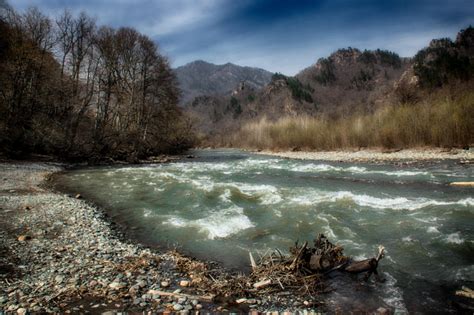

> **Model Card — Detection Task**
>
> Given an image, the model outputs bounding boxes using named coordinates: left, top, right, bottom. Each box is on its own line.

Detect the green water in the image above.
left=54, top=149, right=473, bottom=313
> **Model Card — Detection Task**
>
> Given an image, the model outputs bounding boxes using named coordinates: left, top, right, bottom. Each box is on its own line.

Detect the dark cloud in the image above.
left=10, top=0, right=474, bottom=74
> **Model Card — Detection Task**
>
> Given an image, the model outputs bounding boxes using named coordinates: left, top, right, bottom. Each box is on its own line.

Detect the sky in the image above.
left=9, top=0, right=474, bottom=75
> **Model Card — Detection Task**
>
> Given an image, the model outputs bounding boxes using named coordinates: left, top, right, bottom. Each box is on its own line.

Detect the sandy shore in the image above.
left=0, top=161, right=337, bottom=314
left=255, top=148, right=473, bottom=163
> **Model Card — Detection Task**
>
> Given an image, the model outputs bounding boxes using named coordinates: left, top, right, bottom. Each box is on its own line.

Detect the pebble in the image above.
left=55, top=275, right=64, bottom=284
left=179, top=280, right=190, bottom=287
left=109, top=282, right=124, bottom=290
left=16, top=308, right=27, bottom=315
left=17, top=235, right=31, bottom=242
left=173, top=304, right=184, bottom=311
left=160, top=281, right=169, bottom=287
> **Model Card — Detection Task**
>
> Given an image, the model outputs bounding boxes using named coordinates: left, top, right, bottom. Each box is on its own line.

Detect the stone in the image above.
left=17, top=235, right=31, bottom=242
left=7, top=305, right=18, bottom=312
left=55, top=275, right=64, bottom=284
left=173, top=304, right=184, bottom=311
left=109, top=282, right=124, bottom=290
left=75, top=194, right=82, bottom=199
left=16, top=308, right=27, bottom=315
left=376, top=307, right=390, bottom=315
left=195, top=304, right=202, bottom=310
left=160, top=281, right=169, bottom=287
left=133, top=298, right=141, bottom=305
left=179, top=280, right=190, bottom=287
left=177, top=297, right=187, bottom=304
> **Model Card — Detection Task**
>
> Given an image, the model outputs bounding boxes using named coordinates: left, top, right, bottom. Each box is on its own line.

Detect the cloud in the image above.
left=8, top=0, right=474, bottom=75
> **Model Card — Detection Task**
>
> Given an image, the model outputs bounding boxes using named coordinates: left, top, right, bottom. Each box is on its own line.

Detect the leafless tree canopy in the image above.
left=0, top=7, right=194, bottom=161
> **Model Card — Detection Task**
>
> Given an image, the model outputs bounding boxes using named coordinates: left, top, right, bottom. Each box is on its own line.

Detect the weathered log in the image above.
left=450, top=181, right=474, bottom=187
left=456, top=286, right=474, bottom=299
left=344, top=257, right=378, bottom=273
left=343, top=245, right=385, bottom=281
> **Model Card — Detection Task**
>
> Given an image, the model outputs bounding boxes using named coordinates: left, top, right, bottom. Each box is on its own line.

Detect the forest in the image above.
left=0, top=7, right=194, bottom=162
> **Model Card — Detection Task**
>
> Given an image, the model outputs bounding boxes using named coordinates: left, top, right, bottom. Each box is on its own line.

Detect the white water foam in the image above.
left=446, top=232, right=464, bottom=244
left=287, top=162, right=430, bottom=177
left=427, top=226, right=440, bottom=233
left=290, top=190, right=474, bottom=210
left=227, top=182, right=282, bottom=205
left=143, top=208, right=153, bottom=218
left=163, top=205, right=254, bottom=239
left=381, top=272, right=408, bottom=313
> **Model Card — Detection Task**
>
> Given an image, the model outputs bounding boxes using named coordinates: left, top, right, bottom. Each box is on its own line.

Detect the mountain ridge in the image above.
left=174, top=60, right=273, bottom=105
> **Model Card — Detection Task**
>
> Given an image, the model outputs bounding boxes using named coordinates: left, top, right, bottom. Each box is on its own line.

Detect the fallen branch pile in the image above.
left=175, top=233, right=386, bottom=304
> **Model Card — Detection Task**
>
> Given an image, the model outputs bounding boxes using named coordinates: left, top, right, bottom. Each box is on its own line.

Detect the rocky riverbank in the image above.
left=0, top=161, right=334, bottom=314
left=255, top=148, right=473, bottom=164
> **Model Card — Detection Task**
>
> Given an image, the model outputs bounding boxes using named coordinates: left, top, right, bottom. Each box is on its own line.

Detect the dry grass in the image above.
left=230, top=88, right=474, bottom=150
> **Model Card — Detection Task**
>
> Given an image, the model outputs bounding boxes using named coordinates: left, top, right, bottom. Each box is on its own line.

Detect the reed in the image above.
left=231, top=88, right=474, bottom=150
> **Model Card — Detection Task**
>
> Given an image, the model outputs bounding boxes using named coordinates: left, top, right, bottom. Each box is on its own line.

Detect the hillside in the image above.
left=175, top=60, right=273, bottom=104
left=185, top=27, right=474, bottom=146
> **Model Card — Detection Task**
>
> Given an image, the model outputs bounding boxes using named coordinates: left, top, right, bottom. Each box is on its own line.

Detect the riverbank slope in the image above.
left=0, top=162, right=217, bottom=313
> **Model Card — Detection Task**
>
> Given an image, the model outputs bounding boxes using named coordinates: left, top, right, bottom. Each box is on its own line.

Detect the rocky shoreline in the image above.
left=255, top=148, right=473, bottom=164
left=0, top=161, right=334, bottom=314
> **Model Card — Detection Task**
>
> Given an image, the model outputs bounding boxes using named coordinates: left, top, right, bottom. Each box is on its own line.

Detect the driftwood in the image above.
left=456, top=286, right=474, bottom=299
left=173, top=233, right=386, bottom=302
left=248, top=234, right=386, bottom=294
left=344, top=245, right=385, bottom=281
left=450, top=181, right=474, bottom=187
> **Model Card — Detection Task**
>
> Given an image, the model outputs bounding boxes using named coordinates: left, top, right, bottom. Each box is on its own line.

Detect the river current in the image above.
left=54, top=149, right=473, bottom=313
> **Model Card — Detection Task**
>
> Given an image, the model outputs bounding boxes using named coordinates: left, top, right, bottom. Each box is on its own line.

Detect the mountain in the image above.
left=185, top=49, right=411, bottom=136
left=174, top=60, right=273, bottom=104
left=185, top=27, right=474, bottom=142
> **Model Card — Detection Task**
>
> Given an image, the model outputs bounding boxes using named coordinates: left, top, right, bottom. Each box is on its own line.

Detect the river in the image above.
left=54, top=149, right=474, bottom=313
